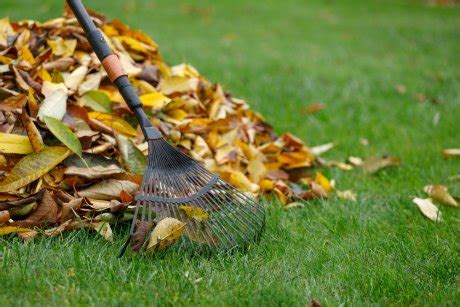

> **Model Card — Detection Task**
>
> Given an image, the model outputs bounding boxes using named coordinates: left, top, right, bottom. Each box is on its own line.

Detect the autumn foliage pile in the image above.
left=0, top=9, right=330, bottom=241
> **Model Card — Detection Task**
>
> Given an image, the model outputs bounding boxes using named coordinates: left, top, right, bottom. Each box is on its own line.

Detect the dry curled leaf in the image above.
left=423, top=185, right=458, bottom=207
left=14, top=190, right=58, bottom=227
left=78, top=179, right=138, bottom=200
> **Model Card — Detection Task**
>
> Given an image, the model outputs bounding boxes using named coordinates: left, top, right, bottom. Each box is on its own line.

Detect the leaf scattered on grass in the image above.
left=130, top=220, right=153, bottom=253
left=336, top=190, right=357, bottom=202
left=413, top=197, right=442, bottom=222
left=362, top=156, right=401, bottom=174
left=146, top=217, right=186, bottom=253
left=441, top=148, right=460, bottom=158
left=93, top=222, right=114, bottom=242
left=424, top=185, right=458, bottom=207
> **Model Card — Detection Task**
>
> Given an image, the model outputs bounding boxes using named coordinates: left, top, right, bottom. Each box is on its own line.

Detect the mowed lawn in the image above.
left=1, top=0, right=459, bottom=305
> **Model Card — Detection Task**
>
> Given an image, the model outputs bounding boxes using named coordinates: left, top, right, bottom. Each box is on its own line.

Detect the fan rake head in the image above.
left=122, top=138, right=266, bottom=256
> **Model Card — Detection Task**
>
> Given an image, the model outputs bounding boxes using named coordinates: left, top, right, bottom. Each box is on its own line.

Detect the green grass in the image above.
left=1, top=0, right=459, bottom=305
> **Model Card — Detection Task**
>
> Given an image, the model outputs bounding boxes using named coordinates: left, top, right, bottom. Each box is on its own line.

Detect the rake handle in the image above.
left=67, top=0, right=162, bottom=140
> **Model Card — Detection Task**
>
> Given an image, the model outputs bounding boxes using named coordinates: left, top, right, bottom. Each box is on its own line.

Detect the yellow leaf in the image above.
left=247, top=154, right=267, bottom=182
left=20, top=46, right=35, bottom=65
left=47, top=37, right=77, bottom=57
left=0, top=133, right=33, bottom=155
left=180, top=205, right=210, bottom=222
left=315, top=172, right=332, bottom=193
left=117, top=36, right=154, bottom=53
left=88, top=112, right=138, bottom=136
left=146, top=218, right=186, bottom=253
left=336, top=190, right=357, bottom=202
left=229, top=171, right=260, bottom=193
left=38, top=67, right=52, bottom=82
left=0, top=18, right=15, bottom=46
left=0, top=146, right=70, bottom=193
left=0, top=226, right=32, bottom=236
left=140, top=92, right=171, bottom=108
left=158, top=76, right=199, bottom=95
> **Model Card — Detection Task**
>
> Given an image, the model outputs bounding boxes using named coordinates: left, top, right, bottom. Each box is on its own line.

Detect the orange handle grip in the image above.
left=101, top=54, right=127, bottom=83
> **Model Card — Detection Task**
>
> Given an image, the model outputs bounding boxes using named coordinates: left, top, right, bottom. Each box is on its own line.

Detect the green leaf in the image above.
left=116, top=134, right=147, bottom=175
left=0, top=146, right=70, bottom=193
left=78, top=91, right=113, bottom=113
left=43, top=116, right=82, bottom=157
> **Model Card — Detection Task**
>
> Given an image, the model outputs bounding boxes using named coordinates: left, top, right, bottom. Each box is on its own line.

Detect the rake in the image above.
left=67, top=0, right=265, bottom=256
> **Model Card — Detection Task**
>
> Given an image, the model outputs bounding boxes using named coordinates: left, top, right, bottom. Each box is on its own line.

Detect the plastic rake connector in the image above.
left=67, top=0, right=265, bottom=257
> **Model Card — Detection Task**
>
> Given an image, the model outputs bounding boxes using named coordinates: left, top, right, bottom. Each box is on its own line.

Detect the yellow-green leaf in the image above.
left=0, top=132, right=33, bottom=154
left=43, top=116, right=82, bottom=156
left=0, top=146, right=70, bottom=193
left=116, top=134, right=147, bottom=175
left=78, top=90, right=113, bottom=113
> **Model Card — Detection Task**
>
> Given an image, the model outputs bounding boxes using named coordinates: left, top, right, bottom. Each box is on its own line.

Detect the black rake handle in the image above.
left=67, top=0, right=162, bottom=140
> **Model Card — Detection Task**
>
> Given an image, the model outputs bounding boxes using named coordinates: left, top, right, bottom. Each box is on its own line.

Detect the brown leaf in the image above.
left=0, top=94, right=27, bottom=112
left=131, top=220, right=153, bottom=253
left=423, top=185, right=458, bottom=207
left=78, top=179, right=139, bottom=200
left=20, top=108, right=44, bottom=152
left=14, top=190, right=58, bottom=227
left=64, top=164, right=123, bottom=180
left=0, top=210, right=10, bottom=224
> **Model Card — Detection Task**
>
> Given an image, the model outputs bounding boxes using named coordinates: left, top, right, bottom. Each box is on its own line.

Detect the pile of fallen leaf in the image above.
left=0, top=8, right=340, bottom=242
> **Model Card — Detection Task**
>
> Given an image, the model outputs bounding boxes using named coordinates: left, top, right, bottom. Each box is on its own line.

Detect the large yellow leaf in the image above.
left=139, top=92, right=171, bottom=108
left=0, top=133, right=33, bottom=155
left=88, top=112, right=138, bottom=136
left=158, top=76, right=199, bottom=95
left=0, top=146, right=70, bottom=193
left=0, top=226, right=32, bottom=236
left=146, top=218, right=186, bottom=253
left=47, top=37, right=77, bottom=57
